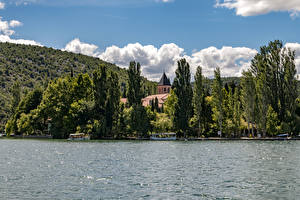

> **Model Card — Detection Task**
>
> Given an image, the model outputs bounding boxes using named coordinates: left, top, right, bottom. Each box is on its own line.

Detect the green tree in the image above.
left=154, top=97, right=159, bottom=112
left=164, top=89, right=177, bottom=125
left=192, top=66, right=205, bottom=137
left=266, top=105, right=280, bottom=136
left=129, top=104, right=150, bottom=137
left=5, top=87, right=43, bottom=135
left=92, top=65, right=108, bottom=138
left=233, top=86, right=242, bottom=137
left=117, top=103, right=127, bottom=138
left=241, top=71, right=256, bottom=136
left=105, top=72, right=121, bottom=136
left=212, top=67, right=224, bottom=137
left=10, top=81, right=21, bottom=116
left=250, top=40, right=298, bottom=136
left=127, top=61, right=149, bottom=137
left=172, top=59, right=193, bottom=138
left=127, top=61, right=143, bottom=106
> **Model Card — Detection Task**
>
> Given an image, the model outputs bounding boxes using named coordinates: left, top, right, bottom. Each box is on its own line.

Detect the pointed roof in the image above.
left=158, top=72, right=171, bottom=86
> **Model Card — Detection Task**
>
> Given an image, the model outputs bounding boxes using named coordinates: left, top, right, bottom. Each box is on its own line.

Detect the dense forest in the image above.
left=0, top=42, right=157, bottom=131
left=2, top=40, right=300, bottom=138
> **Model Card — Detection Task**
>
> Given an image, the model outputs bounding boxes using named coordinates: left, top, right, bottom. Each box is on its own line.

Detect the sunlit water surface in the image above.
left=0, top=139, right=299, bottom=199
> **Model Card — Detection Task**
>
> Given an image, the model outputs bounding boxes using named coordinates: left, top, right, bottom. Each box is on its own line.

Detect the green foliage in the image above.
left=172, top=59, right=193, bottom=137
left=151, top=113, right=172, bottom=133
left=0, top=42, right=156, bottom=131
left=93, top=65, right=108, bottom=118
left=249, top=40, right=298, bottom=137
left=129, top=104, right=150, bottom=137
left=266, top=105, right=280, bottom=136
left=10, top=81, right=21, bottom=116
left=241, top=71, right=256, bottom=135
left=127, top=61, right=144, bottom=106
left=5, top=87, right=43, bottom=135
left=164, top=89, right=177, bottom=119
left=192, top=66, right=205, bottom=136
left=126, top=61, right=150, bottom=136
left=1, top=41, right=299, bottom=138
left=232, top=86, right=242, bottom=136
left=211, top=67, right=224, bottom=137
left=106, top=72, right=121, bottom=136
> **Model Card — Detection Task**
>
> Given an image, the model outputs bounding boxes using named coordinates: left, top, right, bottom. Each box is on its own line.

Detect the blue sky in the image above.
left=1, top=0, right=300, bottom=80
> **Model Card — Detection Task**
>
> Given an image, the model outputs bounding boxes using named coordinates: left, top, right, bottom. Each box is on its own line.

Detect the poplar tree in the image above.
left=92, top=65, right=108, bottom=138
left=212, top=67, right=224, bottom=137
left=154, top=97, right=159, bottom=112
left=172, top=59, right=193, bottom=137
left=233, top=86, right=242, bottom=136
left=127, top=61, right=149, bottom=137
left=106, top=72, right=121, bottom=136
left=241, top=71, right=256, bottom=136
left=249, top=40, right=298, bottom=136
left=127, top=61, right=143, bottom=106
left=193, top=66, right=205, bottom=137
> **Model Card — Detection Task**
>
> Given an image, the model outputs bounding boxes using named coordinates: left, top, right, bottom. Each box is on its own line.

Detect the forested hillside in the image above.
left=0, top=42, right=156, bottom=131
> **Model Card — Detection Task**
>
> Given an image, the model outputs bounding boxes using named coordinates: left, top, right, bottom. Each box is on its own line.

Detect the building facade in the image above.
left=121, top=72, right=172, bottom=108
left=142, top=72, right=171, bottom=107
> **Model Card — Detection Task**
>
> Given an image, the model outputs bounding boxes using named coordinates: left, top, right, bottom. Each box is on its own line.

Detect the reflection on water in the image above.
left=0, top=140, right=299, bottom=199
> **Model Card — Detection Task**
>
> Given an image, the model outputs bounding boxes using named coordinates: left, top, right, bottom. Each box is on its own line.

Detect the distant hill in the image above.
left=0, top=42, right=156, bottom=130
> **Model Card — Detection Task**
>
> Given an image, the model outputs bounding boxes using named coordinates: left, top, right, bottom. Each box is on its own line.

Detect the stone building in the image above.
left=121, top=72, right=172, bottom=108
left=142, top=72, right=171, bottom=107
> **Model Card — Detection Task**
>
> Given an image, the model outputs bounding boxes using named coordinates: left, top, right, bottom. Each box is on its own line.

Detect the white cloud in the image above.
left=0, top=16, right=40, bottom=46
left=0, top=18, right=23, bottom=36
left=215, top=0, right=300, bottom=18
left=0, top=17, right=15, bottom=35
left=0, top=34, right=41, bottom=46
left=0, top=2, right=5, bottom=9
left=185, top=46, right=258, bottom=78
left=98, top=43, right=258, bottom=80
left=63, top=38, right=99, bottom=57
left=64, top=39, right=300, bottom=81
left=9, top=20, right=22, bottom=27
left=285, top=43, right=300, bottom=79
left=99, top=43, right=184, bottom=81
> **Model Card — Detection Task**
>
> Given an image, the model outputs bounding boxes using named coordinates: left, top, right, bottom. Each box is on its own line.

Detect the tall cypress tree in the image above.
left=92, top=65, right=107, bottom=138
left=154, top=97, right=159, bottom=112
left=127, top=61, right=143, bottom=107
left=127, top=61, right=149, bottom=137
left=172, top=58, right=193, bottom=138
left=106, top=71, right=121, bottom=136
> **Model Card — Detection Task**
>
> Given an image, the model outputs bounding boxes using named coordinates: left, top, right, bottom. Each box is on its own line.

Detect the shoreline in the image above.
left=1, top=135, right=300, bottom=141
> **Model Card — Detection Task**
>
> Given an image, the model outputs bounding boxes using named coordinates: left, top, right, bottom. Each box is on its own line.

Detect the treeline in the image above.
left=169, top=40, right=300, bottom=137
left=5, top=61, right=157, bottom=139
left=4, top=40, right=300, bottom=138
left=0, top=42, right=157, bottom=130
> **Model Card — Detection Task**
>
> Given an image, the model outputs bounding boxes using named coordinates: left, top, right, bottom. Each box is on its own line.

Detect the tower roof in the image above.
left=158, top=72, right=171, bottom=86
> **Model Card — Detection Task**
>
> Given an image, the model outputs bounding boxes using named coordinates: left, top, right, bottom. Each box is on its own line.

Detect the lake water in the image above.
left=0, top=139, right=299, bottom=199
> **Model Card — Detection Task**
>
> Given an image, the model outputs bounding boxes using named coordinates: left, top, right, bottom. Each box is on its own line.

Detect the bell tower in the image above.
left=157, top=72, right=171, bottom=94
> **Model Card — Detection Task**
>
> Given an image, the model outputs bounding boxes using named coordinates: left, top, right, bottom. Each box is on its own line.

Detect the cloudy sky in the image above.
left=1, top=0, right=300, bottom=80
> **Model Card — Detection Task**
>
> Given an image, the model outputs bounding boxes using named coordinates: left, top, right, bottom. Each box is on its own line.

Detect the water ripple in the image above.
left=0, top=140, right=299, bottom=199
